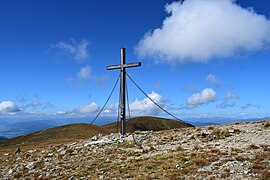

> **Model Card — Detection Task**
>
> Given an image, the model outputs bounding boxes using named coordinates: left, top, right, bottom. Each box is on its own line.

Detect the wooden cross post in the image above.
left=107, top=48, right=141, bottom=136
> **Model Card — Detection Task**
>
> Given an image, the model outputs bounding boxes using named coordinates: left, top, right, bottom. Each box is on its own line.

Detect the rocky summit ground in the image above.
left=0, top=120, right=269, bottom=179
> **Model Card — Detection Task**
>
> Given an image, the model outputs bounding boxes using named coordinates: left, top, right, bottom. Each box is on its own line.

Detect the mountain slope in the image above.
left=0, top=123, right=110, bottom=148
left=0, top=116, right=192, bottom=148
left=1, top=120, right=269, bottom=179
left=103, top=116, right=194, bottom=133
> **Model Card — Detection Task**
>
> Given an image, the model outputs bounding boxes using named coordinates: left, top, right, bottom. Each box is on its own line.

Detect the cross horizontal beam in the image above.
left=107, top=62, right=141, bottom=70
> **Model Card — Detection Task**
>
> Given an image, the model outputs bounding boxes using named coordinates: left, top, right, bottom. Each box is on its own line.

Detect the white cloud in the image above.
left=77, top=65, right=92, bottom=80
left=73, top=102, right=99, bottom=114
left=56, top=102, right=99, bottom=116
left=105, top=103, right=118, bottom=112
left=103, top=109, right=111, bottom=113
left=187, top=88, right=216, bottom=106
left=56, top=111, right=66, bottom=115
left=136, top=0, right=270, bottom=63
left=130, top=91, right=164, bottom=115
left=206, top=74, right=220, bottom=87
left=53, top=39, right=89, bottom=63
left=226, top=92, right=239, bottom=99
left=0, top=101, right=20, bottom=114
left=216, top=101, right=235, bottom=109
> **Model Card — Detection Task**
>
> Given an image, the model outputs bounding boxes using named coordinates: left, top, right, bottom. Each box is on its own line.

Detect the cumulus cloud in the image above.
left=206, top=74, right=220, bottom=87
left=73, top=102, right=99, bottom=114
left=57, top=102, right=99, bottom=116
left=226, top=92, right=239, bottom=99
left=56, top=111, right=66, bottom=115
left=136, top=0, right=270, bottom=63
left=103, top=103, right=119, bottom=114
left=77, top=65, right=92, bottom=80
left=187, top=88, right=216, bottom=106
left=130, top=91, right=164, bottom=115
left=52, top=39, right=89, bottom=63
left=0, top=101, right=20, bottom=114
left=216, top=101, right=235, bottom=109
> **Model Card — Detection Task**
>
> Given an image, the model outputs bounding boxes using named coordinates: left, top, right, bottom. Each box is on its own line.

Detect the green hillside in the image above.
left=103, top=116, right=194, bottom=133
left=0, top=116, right=193, bottom=149
left=0, top=123, right=110, bottom=148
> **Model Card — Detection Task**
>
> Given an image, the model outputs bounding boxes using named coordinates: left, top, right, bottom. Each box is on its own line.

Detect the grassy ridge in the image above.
left=103, top=116, right=194, bottom=133
left=0, top=123, right=110, bottom=148
left=0, top=116, right=192, bottom=149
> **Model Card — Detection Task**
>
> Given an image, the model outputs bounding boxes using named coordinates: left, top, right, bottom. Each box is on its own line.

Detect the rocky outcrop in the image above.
left=0, top=120, right=269, bottom=179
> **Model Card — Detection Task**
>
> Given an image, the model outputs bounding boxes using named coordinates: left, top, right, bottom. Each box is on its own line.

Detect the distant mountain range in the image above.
left=0, top=136, right=8, bottom=140
left=0, top=120, right=59, bottom=139
left=0, top=117, right=116, bottom=139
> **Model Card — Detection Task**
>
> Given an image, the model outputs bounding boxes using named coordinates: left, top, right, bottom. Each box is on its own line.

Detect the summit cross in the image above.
left=107, top=48, right=141, bottom=136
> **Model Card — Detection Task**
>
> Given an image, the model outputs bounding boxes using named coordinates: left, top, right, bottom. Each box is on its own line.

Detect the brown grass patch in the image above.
left=234, top=155, right=246, bottom=161
left=261, top=170, right=270, bottom=180
left=252, top=151, right=270, bottom=177
left=249, top=144, right=259, bottom=149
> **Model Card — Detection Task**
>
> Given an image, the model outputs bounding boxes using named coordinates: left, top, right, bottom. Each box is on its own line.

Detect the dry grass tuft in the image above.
left=260, top=170, right=270, bottom=180
left=249, top=144, right=259, bottom=149
left=192, top=158, right=209, bottom=166
left=252, top=151, right=270, bottom=177
left=234, top=155, right=246, bottom=161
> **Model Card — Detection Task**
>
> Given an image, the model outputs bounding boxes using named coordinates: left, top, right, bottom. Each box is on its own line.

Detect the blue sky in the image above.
left=0, top=0, right=270, bottom=123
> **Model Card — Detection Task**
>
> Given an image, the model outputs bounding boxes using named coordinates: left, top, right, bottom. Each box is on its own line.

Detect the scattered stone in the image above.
left=91, top=135, right=99, bottom=141
left=0, top=120, right=269, bottom=179
left=15, top=147, right=21, bottom=154
left=26, top=162, right=36, bottom=170
left=8, top=169, right=12, bottom=175
left=45, top=153, right=54, bottom=157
